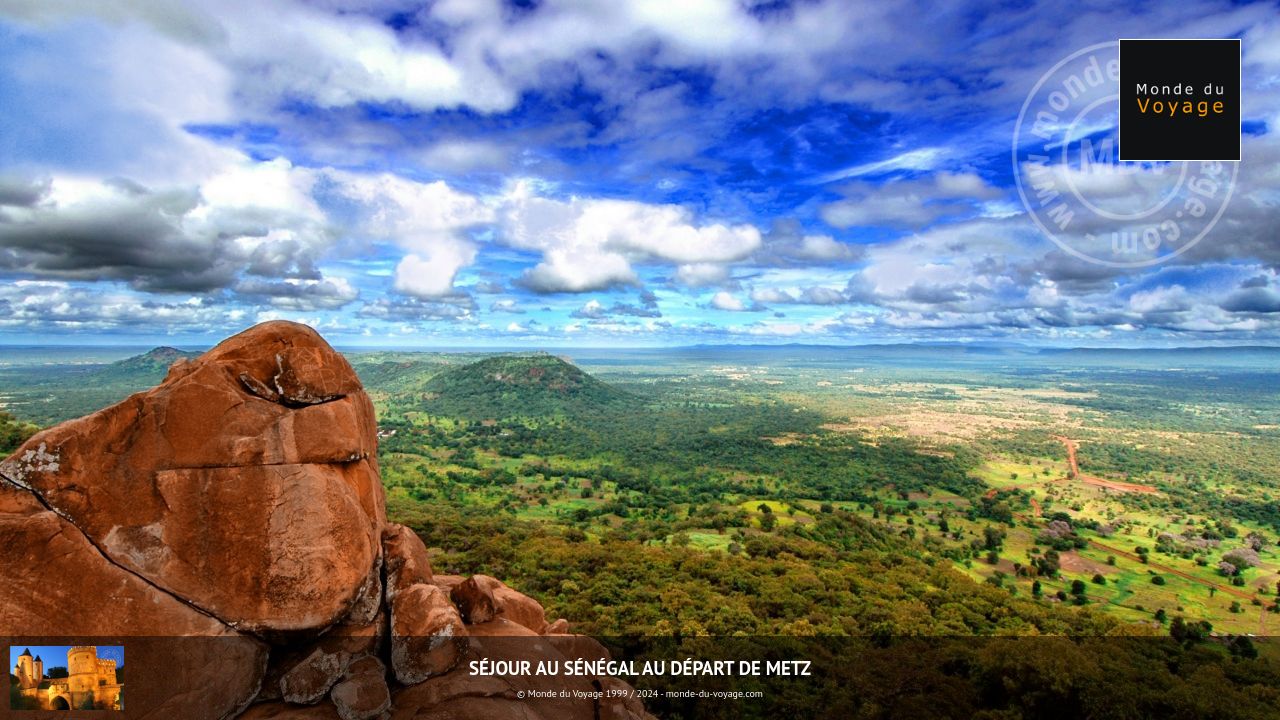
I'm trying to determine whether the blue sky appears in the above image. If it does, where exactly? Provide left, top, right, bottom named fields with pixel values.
left=9, top=645, right=125, bottom=672
left=0, top=0, right=1278, bottom=347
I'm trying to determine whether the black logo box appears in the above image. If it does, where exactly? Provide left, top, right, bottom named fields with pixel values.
left=1119, top=38, right=1241, bottom=162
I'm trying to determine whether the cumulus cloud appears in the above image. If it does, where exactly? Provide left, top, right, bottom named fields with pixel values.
left=749, top=287, right=795, bottom=305
left=750, top=284, right=846, bottom=306
left=1221, top=287, right=1280, bottom=314
left=820, top=172, right=1003, bottom=230
left=4, top=0, right=1280, bottom=343
left=393, top=244, right=477, bottom=299
left=799, top=286, right=846, bottom=305
left=752, top=220, right=862, bottom=267
left=357, top=294, right=476, bottom=322
left=488, top=298, right=524, bottom=313
left=0, top=279, right=239, bottom=332
left=570, top=291, right=661, bottom=320
left=674, top=262, right=733, bottom=288
left=419, top=140, right=510, bottom=173
left=0, top=177, right=52, bottom=207
left=501, top=181, right=760, bottom=293
left=570, top=299, right=608, bottom=319
left=710, top=291, right=759, bottom=312
left=232, top=276, right=357, bottom=310
left=332, top=171, right=493, bottom=298
left=0, top=160, right=338, bottom=297
left=517, top=249, right=640, bottom=293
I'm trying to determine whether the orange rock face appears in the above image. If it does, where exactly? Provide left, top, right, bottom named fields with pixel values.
left=0, top=321, right=651, bottom=720
left=1, top=321, right=384, bottom=636
left=0, top=483, right=269, bottom=720
left=451, top=574, right=549, bottom=634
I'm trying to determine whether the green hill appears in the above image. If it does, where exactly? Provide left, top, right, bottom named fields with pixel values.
left=421, top=354, right=630, bottom=419
left=90, top=346, right=200, bottom=385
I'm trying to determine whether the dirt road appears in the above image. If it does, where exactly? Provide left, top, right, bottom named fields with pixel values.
left=1053, top=435, right=1158, bottom=494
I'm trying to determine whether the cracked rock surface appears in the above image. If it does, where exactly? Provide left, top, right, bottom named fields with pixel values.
left=0, top=320, right=653, bottom=720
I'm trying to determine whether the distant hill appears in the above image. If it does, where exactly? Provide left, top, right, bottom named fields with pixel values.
left=89, top=346, right=200, bottom=385
left=421, top=354, right=630, bottom=419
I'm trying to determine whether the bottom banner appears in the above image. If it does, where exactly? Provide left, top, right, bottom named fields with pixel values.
left=4, top=634, right=1278, bottom=719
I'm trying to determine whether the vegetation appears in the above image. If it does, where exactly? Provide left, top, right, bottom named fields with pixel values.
left=0, top=410, right=36, bottom=454
left=4, top=343, right=1280, bottom=715
left=417, top=353, right=632, bottom=419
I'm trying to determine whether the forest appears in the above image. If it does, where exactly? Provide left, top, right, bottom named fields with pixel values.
left=3, top=344, right=1279, bottom=717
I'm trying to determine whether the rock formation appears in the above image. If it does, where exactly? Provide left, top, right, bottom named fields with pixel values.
left=0, top=321, right=653, bottom=720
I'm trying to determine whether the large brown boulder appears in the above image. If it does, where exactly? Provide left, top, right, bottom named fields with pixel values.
left=0, top=320, right=650, bottom=720
left=279, top=646, right=350, bottom=705
left=383, top=523, right=434, bottom=595
left=0, top=321, right=385, bottom=636
left=0, top=483, right=268, bottom=719
left=330, top=654, right=392, bottom=720
left=390, top=583, right=467, bottom=684
left=451, top=574, right=549, bottom=633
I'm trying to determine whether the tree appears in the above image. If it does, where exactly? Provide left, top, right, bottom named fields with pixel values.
left=983, top=526, right=1005, bottom=551
left=1228, top=635, right=1258, bottom=659
left=1091, top=573, right=1105, bottom=585
left=759, top=513, right=777, bottom=532
left=10, top=683, right=38, bottom=710
left=1151, top=575, right=1166, bottom=586
left=1169, top=616, right=1211, bottom=645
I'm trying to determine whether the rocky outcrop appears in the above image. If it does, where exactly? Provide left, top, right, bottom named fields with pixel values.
left=1, top=321, right=382, bottom=636
left=0, top=321, right=652, bottom=720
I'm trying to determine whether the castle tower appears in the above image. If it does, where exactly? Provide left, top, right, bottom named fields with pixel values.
left=14, top=648, right=34, bottom=689
left=97, top=658, right=117, bottom=686
left=66, top=646, right=99, bottom=699
left=32, top=655, right=43, bottom=684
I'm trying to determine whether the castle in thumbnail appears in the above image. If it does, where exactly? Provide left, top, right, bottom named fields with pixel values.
left=12, top=646, right=123, bottom=710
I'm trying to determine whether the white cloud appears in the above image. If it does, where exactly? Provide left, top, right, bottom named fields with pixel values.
left=0, top=158, right=337, bottom=294
left=675, top=262, right=732, bottom=287
left=814, top=147, right=946, bottom=184
left=571, top=299, right=606, bottom=319
left=518, top=249, right=639, bottom=293
left=710, top=291, right=746, bottom=311
left=392, top=244, right=476, bottom=299
left=501, top=181, right=760, bottom=293
left=749, top=287, right=795, bottom=304
left=419, top=140, right=510, bottom=173
left=332, top=171, right=493, bottom=298
left=821, top=172, right=1003, bottom=229
left=488, top=298, right=523, bottom=313
left=0, top=279, right=237, bottom=332
left=1128, top=285, right=1193, bottom=314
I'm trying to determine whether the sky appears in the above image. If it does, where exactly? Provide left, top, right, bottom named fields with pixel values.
left=0, top=0, right=1278, bottom=347
left=9, top=645, right=125, bottom=673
